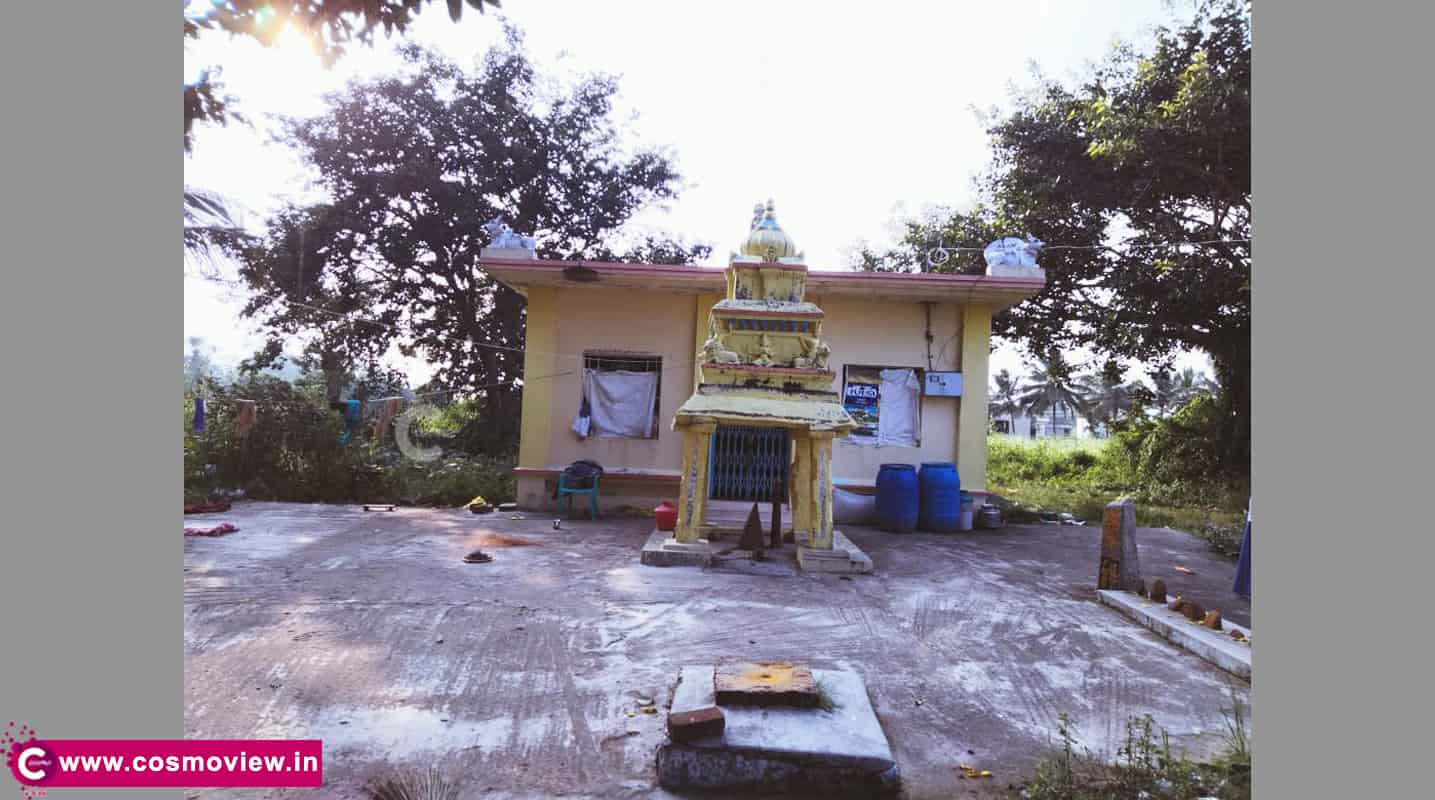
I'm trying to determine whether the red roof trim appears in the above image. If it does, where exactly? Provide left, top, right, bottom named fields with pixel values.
left=480, top=257, right=1044, bottom=292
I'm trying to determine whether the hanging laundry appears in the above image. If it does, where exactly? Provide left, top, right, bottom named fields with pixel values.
left=339, top=399, right=363, bottom=444
left=571, top=396, right=593, bottom=439
left=373, top=397, right=401, bottom=441
left=192, top=397, right=206, bottom=434
left=234, top=400, right=258, bottom=439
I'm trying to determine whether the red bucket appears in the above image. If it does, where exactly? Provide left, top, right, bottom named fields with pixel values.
left=654, top=500, right=677, bottom=531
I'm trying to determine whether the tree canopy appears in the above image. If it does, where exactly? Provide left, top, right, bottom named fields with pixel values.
left=237, top=35, right=709, bottom=452
left=184, top=0, right=501, bottom=151
left=860, top=0, right=1250, bottom=469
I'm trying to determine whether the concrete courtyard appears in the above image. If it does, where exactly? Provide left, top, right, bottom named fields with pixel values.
left=184, top=502, right=1251, bottom=799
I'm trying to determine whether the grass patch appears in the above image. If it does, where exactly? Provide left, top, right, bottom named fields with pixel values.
left=988, top=432, right=1247, bottom=557
left=1015, top=692, right=1250, bottom=800
left=813, top=679, right=841, bottom=713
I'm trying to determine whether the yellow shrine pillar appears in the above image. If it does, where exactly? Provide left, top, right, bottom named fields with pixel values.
left=810, top=432, right=836, bottom=550
left=674, top=422, right=715, bottom=544
left=790, top=431, right=813, bottom=538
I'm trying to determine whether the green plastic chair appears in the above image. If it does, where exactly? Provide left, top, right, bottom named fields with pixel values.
left=557, top=472, right=601, bottom=520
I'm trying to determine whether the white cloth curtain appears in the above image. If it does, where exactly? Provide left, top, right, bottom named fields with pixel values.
left=877, top=368, right=920, bottom=447
left=584, top=370, right=659, bottom=439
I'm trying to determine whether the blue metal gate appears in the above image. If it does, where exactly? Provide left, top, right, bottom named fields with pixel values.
left=708, top=425, right=790, bottom=502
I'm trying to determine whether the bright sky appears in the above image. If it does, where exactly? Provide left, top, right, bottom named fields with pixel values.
left=183, top=0, right=1211, bottom=384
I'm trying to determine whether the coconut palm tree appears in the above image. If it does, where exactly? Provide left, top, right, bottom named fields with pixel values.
left=988, top=369, right=1023, bottom=433
left=1019, top=355, right=1089, bottom=436
left=1146, top=366, right=1218, bottom=415
left=1174, top=367, right=1218, bottom=400
left=184, top=186, right=251, bottom=266
left=1078, top=365, right=1135, bottom=435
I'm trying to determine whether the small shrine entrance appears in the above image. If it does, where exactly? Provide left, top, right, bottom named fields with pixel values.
left=708, top=424, right=790, bottom=503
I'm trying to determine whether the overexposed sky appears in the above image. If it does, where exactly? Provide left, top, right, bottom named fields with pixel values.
left=183, top=0, right=1210, bottom=383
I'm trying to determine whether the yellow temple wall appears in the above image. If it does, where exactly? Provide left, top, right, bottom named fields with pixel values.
left=516, top=285, right=698, bottom=510
left=810, top=295, right=974, bottom=488
left=516, top=286, right=994, bottom=509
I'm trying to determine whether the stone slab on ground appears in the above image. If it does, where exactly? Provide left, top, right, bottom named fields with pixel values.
left=657, top=664, right=899, bottom=796
left=1098, top=589, right=1251, bottom=680
left=639, top=529, right=713, bottom=567
left=795, top=529, right=873, bottom=574
left=714, top=661, right=819, bottom=708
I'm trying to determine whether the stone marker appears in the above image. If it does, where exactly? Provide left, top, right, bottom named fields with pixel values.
left=769, top=478, right=784, bottom=550
left=1184, top=599, right=1206, bottom=622
left=714, top=661, right=820, bottom=708
left=737, top=503, right=765, bottom=551
left=1097, top=499, right=1143, bottom=592
left=1201, top=610, right=1223, bottom=630
left=668, top=706, right=726, bottom=743
left=1149, top=578, right=1168, bottom=604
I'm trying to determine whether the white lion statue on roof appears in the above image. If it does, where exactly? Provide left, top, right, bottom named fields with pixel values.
left=482, top=216, right=537, bottom=252
left=984, top=235, right=1044, bottom=269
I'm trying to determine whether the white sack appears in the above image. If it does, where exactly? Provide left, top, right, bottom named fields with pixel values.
left=584, top=370, right=658, bottom=439
left=877, top=368, right=920, bottom=447
left=832, top=487, right=876, bottom=526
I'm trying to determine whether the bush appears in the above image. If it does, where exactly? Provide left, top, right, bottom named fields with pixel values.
left=184, top=377, right=516, bottom=506
left=988, top=396, right=1248, bottom=544
left=1019, top=699, right=1251, bottom=800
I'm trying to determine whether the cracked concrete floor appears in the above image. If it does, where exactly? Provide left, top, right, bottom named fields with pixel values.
left=184, top=502, right=1250, bottom=799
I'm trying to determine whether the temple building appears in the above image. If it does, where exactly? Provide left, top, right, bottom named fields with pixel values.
left=480, top=201, right=1046, bottom=562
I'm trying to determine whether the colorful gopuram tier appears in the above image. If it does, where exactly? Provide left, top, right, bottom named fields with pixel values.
left=671, top=201, right=857, bottom=553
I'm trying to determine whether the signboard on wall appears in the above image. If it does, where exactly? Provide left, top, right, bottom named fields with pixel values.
left=843, top=381, right=879, bottom=437
left=923, top=371, right=963, bottom=397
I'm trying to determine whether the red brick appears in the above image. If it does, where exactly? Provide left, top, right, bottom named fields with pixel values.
left=668, top=706, right=725, bottom=742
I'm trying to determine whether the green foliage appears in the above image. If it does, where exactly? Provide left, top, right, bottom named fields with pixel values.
left=184, top=0, right=501, bottom=150
left=1019, top=354, right=1089, bottom=429
left=987, top=393, right=1248, bottom=545
left=237, top=34, right=707, bottom=454
left=863, top=1, right=1251, bottom=471
left=184, top=376, right=514, bottom=506
left=1018, top=702, right=1251, bottom=800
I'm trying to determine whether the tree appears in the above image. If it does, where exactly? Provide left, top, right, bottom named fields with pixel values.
left=238, top=36, right=708, bottom=453
left=1019, top=354, right=1089, bottom=435
left=859, top=0, right=1251, bottom=470
left=988, top=369, right=1024, bottom=431
left=184, top=337, right=232, bottom=391
left=1078, top=361, right=1136, bottom=434
left=1144, top=366, right=1217, bottom=415
left=184, top=2, right=503, bottom=266
left=183, top=0, right=501, bottom=152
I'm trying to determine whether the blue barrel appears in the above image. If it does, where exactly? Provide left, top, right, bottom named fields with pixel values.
left=918, top=462, right=962, bottom=533
left=875, top=463, right=919, bottom=533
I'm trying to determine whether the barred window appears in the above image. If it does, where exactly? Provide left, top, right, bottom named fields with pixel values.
left=581, top=352, right=662, bottom=439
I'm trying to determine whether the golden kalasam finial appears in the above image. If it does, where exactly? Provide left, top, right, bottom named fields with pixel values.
left=740, top=199, right=799, bottom=261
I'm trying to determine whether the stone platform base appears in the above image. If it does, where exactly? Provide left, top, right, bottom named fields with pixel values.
left=657, top=665, right=899, bottom=797
left=639, top=530, right=713, bottom=567
left=1098, top=589, right=1251, bottom=680
left=795, top=529, right=873, bottom=574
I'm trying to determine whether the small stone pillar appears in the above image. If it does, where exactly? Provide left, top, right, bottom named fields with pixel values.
left=1097, top=498, right=1143, bottom=592
left=675, top=423, right=716, bottom=543
left=790, top=431, right=812, bottom=537
left=810, top=433, right=835, bottom=550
